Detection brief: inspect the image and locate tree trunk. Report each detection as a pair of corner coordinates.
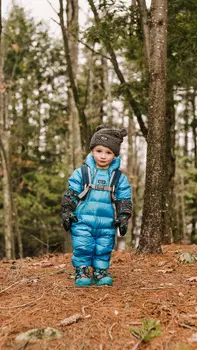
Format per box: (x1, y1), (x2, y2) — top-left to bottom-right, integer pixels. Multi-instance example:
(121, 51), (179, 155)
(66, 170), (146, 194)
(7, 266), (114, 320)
(190, 90), (197, 240)
(0, 91), (15, 259)
(0, 6), (15, 258)
(101, 53), (113, 126)
(66, 0), (82, 171)
(161, 84), (176, 244)
(127, 117), (138, 245)
(138, 0), (167, 253)
(62, 0), (82, 252)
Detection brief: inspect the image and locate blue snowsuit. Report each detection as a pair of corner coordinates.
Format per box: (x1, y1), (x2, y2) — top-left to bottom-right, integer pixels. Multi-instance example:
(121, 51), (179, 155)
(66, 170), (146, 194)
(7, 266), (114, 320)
(68, 153), (131, 270)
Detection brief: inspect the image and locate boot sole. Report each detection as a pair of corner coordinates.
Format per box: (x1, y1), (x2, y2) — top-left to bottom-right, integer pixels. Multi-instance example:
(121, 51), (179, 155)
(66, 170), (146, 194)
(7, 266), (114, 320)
(75, 279), (91, 287)
(92, 278), (113, 286)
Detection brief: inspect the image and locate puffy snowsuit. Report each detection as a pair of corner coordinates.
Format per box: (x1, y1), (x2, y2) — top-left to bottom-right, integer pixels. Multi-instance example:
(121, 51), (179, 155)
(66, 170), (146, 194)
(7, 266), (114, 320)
(68, 154), (131, 270)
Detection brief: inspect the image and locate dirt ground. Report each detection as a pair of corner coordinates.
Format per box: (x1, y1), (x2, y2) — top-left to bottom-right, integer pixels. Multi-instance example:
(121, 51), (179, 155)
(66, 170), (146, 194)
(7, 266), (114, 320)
(1, 244), (197, 350)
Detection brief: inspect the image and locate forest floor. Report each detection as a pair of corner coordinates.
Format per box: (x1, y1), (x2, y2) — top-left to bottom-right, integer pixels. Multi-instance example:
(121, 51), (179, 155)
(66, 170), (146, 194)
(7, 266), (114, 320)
(1, 244), (197, 350)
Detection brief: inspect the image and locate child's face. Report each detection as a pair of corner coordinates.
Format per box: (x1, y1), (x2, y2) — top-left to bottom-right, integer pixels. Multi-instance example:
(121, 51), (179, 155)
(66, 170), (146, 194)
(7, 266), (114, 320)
(92, 145), (116, 169)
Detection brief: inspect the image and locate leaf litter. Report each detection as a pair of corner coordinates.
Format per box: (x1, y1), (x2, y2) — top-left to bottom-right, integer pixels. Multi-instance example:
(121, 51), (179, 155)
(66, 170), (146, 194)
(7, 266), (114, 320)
(1, 244), (197, 349)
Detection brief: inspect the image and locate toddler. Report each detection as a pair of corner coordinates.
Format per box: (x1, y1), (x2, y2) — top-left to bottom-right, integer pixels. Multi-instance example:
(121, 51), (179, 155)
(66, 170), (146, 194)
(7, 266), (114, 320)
(61, 125), (132, 286)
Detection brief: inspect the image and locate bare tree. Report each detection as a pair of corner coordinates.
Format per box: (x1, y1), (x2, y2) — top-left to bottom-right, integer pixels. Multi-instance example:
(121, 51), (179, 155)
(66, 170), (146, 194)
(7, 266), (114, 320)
(0, 0), (15, 258)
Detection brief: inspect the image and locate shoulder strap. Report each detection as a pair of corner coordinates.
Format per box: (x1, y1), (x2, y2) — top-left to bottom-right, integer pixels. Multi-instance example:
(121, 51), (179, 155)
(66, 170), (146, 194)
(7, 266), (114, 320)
(81, 164), (90, 187)
(111, 169), (122, 188)
(78, 165), (91, 200)
(110, 169), (122, 202)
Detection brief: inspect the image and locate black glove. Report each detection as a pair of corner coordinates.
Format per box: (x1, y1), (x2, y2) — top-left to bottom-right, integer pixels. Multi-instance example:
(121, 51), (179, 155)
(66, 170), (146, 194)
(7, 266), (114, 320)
(61, 190), (79, 231)
(62, 212), (78, 231)
(113, 216), (128, 236)
(113, 199), (132, 236)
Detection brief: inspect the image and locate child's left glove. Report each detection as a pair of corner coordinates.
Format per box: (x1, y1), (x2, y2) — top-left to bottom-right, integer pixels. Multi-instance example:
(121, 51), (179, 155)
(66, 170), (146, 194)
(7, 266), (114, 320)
(113, 216), (129, 236)
(113, 200), (132, 236)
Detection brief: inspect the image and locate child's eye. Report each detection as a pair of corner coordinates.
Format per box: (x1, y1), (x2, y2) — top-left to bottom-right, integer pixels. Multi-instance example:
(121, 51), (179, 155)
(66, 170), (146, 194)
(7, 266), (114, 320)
(107, 152), (112, 155)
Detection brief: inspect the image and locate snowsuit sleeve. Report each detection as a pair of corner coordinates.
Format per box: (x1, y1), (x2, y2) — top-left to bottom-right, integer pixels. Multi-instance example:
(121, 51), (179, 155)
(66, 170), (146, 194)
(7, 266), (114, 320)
(68, 168), (83, 194)
(116, 173), (132, 201)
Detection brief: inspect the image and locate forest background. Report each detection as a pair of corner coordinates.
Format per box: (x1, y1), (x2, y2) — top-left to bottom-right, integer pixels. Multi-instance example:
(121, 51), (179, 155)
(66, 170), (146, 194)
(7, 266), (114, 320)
(0, 0), (197, 259)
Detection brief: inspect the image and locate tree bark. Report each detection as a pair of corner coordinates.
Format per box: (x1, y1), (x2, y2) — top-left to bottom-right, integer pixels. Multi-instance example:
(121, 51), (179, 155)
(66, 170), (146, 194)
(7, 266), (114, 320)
(127, 117), (137, 245)
(136, 0), (150, 64)
(101, 53), (113, 126)
(161, 84), (176, 244)
(137, 0), (167, 253)
(0, 91), (15, 259)
(66, 0), (82, 171)
(0, 4), (15, 258)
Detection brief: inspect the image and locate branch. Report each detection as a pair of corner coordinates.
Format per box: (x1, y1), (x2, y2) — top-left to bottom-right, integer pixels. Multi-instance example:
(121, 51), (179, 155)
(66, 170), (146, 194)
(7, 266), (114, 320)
(46, 0), (59, 16)
(77, 36), (110, 60)
(87, 0), (148, 138)
(58, 0), (87, 129)
(50, 17), (61, 27)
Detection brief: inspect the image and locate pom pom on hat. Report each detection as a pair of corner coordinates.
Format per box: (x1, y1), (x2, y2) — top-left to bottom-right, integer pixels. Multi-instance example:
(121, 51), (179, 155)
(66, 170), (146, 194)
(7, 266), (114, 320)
(90, 125), (127, 156)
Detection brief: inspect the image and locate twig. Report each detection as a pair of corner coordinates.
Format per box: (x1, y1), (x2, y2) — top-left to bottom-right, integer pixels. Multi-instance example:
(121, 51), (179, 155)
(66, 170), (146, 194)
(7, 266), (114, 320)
(94, 293), (109, 305)
(0, 313), (11, 317)
(0, 280), (23, 294)
(46, 0), (59, 15)
(140, 287), (172, 290)
(18, 341), (29, 350)
(108, 322), (117, 340)
(81, 306), (91, 319)
(51, 17), (61, 26)
(179, 323), (193, 329)
(131, 339), (143, 350)
(0, 291), (45, 309)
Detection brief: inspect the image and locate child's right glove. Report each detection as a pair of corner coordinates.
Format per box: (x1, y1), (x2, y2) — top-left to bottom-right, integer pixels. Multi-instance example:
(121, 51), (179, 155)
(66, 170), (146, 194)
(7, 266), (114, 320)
(62, 212), (78, 231)
(61, 190), (79, 232)
(113, 200), (132, 236)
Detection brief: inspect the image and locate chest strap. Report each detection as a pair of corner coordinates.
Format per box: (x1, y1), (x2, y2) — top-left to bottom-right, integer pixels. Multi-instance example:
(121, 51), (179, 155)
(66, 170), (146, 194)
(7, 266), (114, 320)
(78, 184), (115, 200)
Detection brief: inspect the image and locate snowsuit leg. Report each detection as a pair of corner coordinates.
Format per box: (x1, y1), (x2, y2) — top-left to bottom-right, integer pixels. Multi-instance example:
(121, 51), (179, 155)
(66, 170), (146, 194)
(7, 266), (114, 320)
(71, 222), (95, 267)
(92, 228), (116, 270)
(71, 221), (116, 269)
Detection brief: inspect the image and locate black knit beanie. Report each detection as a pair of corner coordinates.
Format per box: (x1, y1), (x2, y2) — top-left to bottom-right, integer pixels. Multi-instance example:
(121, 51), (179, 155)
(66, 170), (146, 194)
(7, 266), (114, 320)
(90, 125), (127, 156)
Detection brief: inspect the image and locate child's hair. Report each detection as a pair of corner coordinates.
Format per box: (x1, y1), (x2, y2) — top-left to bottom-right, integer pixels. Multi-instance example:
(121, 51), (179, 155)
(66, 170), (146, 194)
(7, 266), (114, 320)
(90, 125), (127, 156)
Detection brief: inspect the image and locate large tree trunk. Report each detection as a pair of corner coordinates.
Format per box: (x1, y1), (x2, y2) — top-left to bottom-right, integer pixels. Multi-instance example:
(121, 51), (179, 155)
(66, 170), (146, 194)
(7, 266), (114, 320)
(62, 0), (82, 252)
(190, 90), (197, 241)
(137, 0), (167, 253)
